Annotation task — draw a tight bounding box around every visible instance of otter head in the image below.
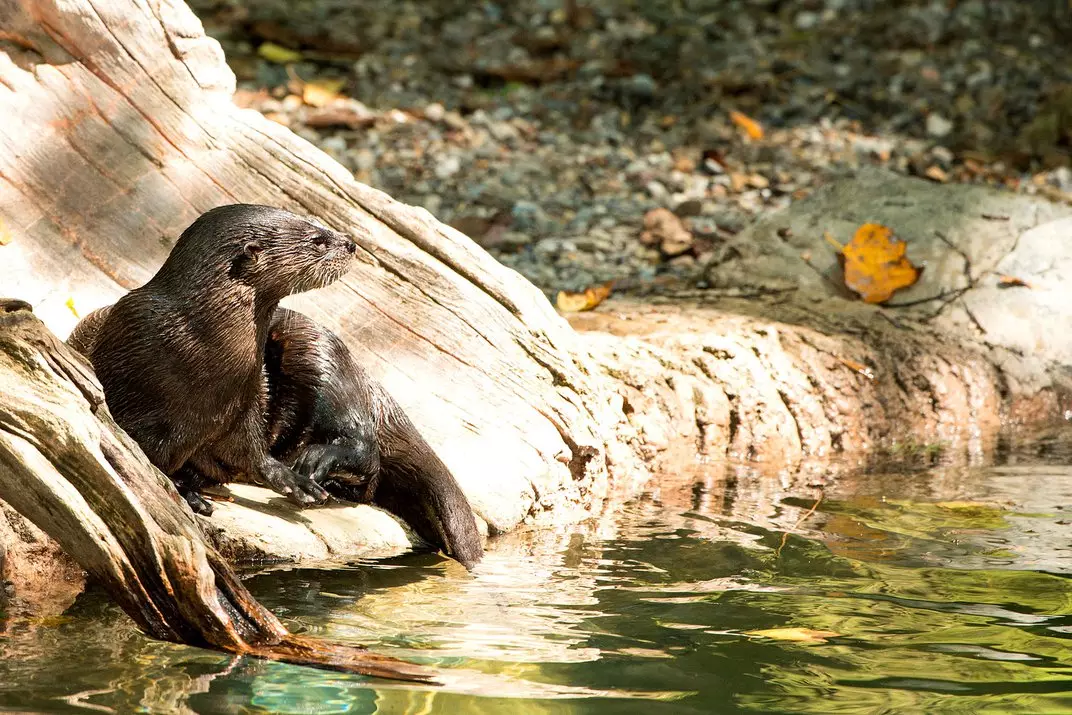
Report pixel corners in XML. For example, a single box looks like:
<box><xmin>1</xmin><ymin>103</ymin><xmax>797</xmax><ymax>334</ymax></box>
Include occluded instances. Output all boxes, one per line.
<box><xmin>159</xmin><ymin>204</ymin><xmax>358</xmax><ymax>302</ymax></box>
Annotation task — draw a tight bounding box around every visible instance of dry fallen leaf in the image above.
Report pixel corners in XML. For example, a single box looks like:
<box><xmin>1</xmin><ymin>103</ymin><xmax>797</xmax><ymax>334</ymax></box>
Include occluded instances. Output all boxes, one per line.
<box><xmin>837</xmin><ymin>356</ymin><xmax>876</xmax><ymax>380</ymax></box>
<box><xmin>303</xmin><ymin>107</ymin><xmax>377</xmax><ymax>129</ymax></box>
<box><xmin>997</xmin><ymin>274</ymin><xmax>1033</xmax><ymax>289</ymax></box>
<box><xmin>0</xmin><ymin>219</ymin><xmax>11</xmax><ymax>246</ymax></box>
<box><xmin>556</xmin><ymin>282</ymin><xmax>614</xmax><ymax>312</ymax></box>
<box><xmin>746</xmin><ymin>173</ymin><xmax>770</xmax><ymax>189</ymax></box>
<box><xmin>302</xmin><ymin>78</ymin><xmax>346</xmax><ymax>108</ymax></box>
<box><xmin>263</xmin><ymin>112</ymin><xmax>291</xmax><ymax>127</ymax></box>
<box><xmin>257</xmin><ymin>42</ymin><xmax>303</xmax><ymax>64</ymax></box>
<box><xmin>729</xmin><ymin>110</ymin><xmax>764</xmax><ymax>140</ymax></box>
<box><xmin>641</xmin><ymin>208</ymin><xmax>693</xmax><ymax>256</ymax></box>
<box><xmin>835</xmin><ymin>223</ymin><xmax>921</xmax><ymax>304</ymax></box>
<box><xmin>924</xmin><ymin>165</ymin><xmax>949</xmax><ymax>183</ymax></box>
<box><xmin>745</xmin><ymin>627</ymin><xmax>841</xmax><ymax>643</ymax></box>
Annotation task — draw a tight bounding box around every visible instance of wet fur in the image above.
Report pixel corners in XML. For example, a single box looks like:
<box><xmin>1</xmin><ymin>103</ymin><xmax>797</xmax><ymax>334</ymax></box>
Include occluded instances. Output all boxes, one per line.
<box><xmin>68</xmin><ymin>204</ymin><xmax>356</xmax><ymax>511</ymax></box>
<box><xmin>264</xmin><ymin>308</ymin><xmax>483</xmax><ymax>569</ymax></box>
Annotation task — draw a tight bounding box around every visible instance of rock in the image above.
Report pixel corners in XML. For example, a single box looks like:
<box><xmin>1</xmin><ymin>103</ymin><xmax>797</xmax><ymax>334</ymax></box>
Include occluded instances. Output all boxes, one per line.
<box><xmin>511</xmin><ymin>200</ymin><xmax>550</xmax><ymax>233</ymax></box>
<box><xmin>498</xmin><ymin>231</ymin><xmax>534</xmax><ymax>250</ymax></box>
<box><xmin>421</xmin><ymin>194</ymin><xmax>443</xmax><ymax>216</ymax></box>
<box><xmin>641</xmin><ymin>208</ymin><xmax>694</xmax><ymax>257</ymax></box>
<box><xmin>199</xmin><ymin>485</ymin><xmax>438</xmax><ymax>563</ymax></box>
<box><xmin>622</xmin><ymin>73</ymin><xmax>658</xmax><ymax>100</ymax></box>
<box><xmin>320</xmin><ymin>134</ymin><xmax>347</xmax><ymax>155</ymax></box>
<box><xmin>435</xmin><ymin>154</ymin><xmax>462</xmax><ymax>179</ymax></box>
<box><xmin>926</xmin><ymin>113</ymin><xmax>954</xmax><ymax>138</ymax></box>
<box><xmin>0</xmin><ymin>499</ymin><xmax>84</xmax><ymax>614</ymax></box>
<box><xmin>706</xmin><ymin>168</ymin><xmax>1072</xmax><ymax>379</ymax></box>
<box><xmin>794</xmin><ymin>10</ymin><xmax>819</xmax><ymax>29</ymax></box>
<box><xmin>424</xmin><ymin>102</ymin><xmax>446</xmax><ymax>122</ymax></box>
<box><xmin>674</xmin><ymin>199</ymin><xmax>704</xmax><ymax>217</ymax></box>
<box><xmin>961</xmin><ymin>215</ymin><xmax>1072</xmax><ymax>372</ymax></box>
<box><xmin>647</xmin><ymin>180</ymin><xmax>670</xmax><ymax>202</ymax></box>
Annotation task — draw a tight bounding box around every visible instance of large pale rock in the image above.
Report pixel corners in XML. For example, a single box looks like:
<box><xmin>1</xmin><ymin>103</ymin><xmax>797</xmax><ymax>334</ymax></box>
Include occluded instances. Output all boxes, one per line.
<box><xmin>706</xmin><ymin>169</ymin><xmax>1072</xmax><ymax>415</ymax></box>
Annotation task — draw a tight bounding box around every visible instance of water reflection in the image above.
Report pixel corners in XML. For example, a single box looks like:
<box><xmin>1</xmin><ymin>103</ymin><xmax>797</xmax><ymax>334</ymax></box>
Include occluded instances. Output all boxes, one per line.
<box><xmin>2</xmin><ymin>450</ymin><xmax>1072</xmax><ymax>713</ymax></box>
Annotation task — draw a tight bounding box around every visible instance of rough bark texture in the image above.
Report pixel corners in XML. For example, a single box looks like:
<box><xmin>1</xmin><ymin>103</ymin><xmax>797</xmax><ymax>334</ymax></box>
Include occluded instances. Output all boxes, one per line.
<box><xmin>0</xmin><ymin>499</ymin><xmax>84</xmax><ymax>617</ymax></box>
<box><xmin>0</xmin><ymin>301</ymin><xmax>434</xmax><ymax>681</ymax></box>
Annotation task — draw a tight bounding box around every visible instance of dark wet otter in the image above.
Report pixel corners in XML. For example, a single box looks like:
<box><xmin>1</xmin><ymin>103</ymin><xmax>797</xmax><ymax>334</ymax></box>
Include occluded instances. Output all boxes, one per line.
<box><xmin>69</xmin><ymin>204</ymin><xmax>351</xmax><ymax>511</ymax></box>
<box><xmin>263</xmin><ymin>308</ymin><xmax>482</xmax><ymax>569</ymax></box>
<box><xmin>69</xmin><ymin>204</ymin><xmax>482</xmax><ymax>568</ymax></box>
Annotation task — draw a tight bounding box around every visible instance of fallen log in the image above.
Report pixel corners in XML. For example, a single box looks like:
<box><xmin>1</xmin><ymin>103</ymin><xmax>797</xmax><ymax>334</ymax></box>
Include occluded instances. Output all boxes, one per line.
<box><xmin>0</xmin><ymin>299</ymin><xmax>434</xmax><ymax>682</ymax></box>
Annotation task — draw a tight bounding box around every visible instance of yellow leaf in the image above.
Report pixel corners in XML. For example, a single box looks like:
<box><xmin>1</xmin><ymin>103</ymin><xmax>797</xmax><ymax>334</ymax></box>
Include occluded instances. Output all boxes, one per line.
<box><xmin>745</xmin><ymin>628</ymin><xmax>840</xmax><ymax>643</ymax></box>
<box><xmin>729</xmin><ymin>110</ymin><xmax>764</xmax><ymax>140</ymax></box>
<box><xmin>65</xmin><ymin>297</ymin><xmax>79</xmax><ymax>318</ymax></box>
<box><xmin>258</xmin><ymin>42</ymin><xmax>303</xmax><ymax>64</ymax></box>
<box><xmin>837</xmin><ymin>223</ymin><xmax>921</xmax><ymax>304</ymax></box>
<box><xmin>0</xmin><ymin>219</ymin><xmax>11</xmax><ymax>245</ymax></box>
<box><xmin>556</xmin><ymin>281</ymin><xmax>614</xmax><ymax>312</ymax></box>
<box><xmin>836</xmin><ymin>356</ymin><xmax>876</xmax><ymax>380</ymax></box>
<box><xmin>924</xmin><ymin>165</ymin><xmax>949</xmax><ymax>183</ymax></box>
<box><xmin>997</xmin><ymin>274</ymin><xmax>1032</xmax><ymax>289</ymax></box>
<box><xmin>302</xmin><ymin>78</ymin><xmax>346</xmax><ymax>108</ymax></box>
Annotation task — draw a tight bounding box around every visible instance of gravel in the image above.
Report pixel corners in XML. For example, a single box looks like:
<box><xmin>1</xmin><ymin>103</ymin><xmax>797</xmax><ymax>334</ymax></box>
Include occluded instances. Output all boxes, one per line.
<box><xmin>192</xmin><ymin>0</ymin><xmax>1072</xmax><ymax>297</ymax></box>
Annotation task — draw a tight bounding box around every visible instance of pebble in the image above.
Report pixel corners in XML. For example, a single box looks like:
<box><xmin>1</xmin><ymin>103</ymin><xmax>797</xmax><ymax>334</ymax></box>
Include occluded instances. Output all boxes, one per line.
<box><xmin>511</xmin><ymin>200</ymin><xmax>549</xmax><ymax>233</ymax></box>
<box><xmin>424</xmin><ymin>103</ymin><xmax>446</xmax><ymax>122</ymax></box>
<box><xmin>794</xmin><ymin>11</ymin><xmax>820</xmax><ymax>30</ymax></box>
<box><xmin>926</xmin><ymin>113</ymin><xmax>954</xmax><ymax>138</ymax></box>
<box><xmin>435</xmin><ymin>155</ymin><xmax>462</xmax><ymax>179</ymax></box>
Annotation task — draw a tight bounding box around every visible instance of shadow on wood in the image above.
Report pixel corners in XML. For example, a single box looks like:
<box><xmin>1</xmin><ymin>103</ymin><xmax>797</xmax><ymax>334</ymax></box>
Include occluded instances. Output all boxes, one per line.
<box><xmin>0</xmin><ymin>299</ymin><xmax>435</xmax><ymax>683</ymax></box>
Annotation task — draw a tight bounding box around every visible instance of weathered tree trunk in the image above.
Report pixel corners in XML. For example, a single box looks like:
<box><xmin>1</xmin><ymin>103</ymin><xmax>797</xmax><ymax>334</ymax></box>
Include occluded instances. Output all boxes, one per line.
<box><xmin>0</xmin><ymin>299</ymin><xmax>433</xmax><ymax>681</ymax></box>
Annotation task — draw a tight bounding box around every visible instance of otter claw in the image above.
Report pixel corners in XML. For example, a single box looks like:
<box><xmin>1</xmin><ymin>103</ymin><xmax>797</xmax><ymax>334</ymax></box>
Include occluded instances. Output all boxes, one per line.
<box><xmin>183</xmin><ymin>490</ymin><xmax>215</xmax><ymax>516</ymax></box>
<box><xmin>258</xmin><ymin>461</ymin><xmax>328</xmax><ymax>506</ymax></box>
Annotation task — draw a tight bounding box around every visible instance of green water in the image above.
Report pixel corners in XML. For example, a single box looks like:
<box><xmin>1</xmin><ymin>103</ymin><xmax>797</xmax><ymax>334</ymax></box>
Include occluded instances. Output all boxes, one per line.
<box><xmin>3</xmin><ymin>458</ymin><xmax>1072</xmax><ymax>713</ymax></box>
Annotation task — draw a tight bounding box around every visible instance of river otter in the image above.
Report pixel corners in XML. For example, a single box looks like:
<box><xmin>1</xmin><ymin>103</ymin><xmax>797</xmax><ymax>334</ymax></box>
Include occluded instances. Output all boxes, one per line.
<box><xmin>68</xmin><ymin>204</ymin><xmax>351</xmax><ymax>512</ymax></box>
<box><xmin>69</xmin><ymin>204</ymin><xmax>483</xmax><ymax>568</ymax></box>
<box><xmin>263</xmin><ymin>308</ymin><xmax>483</xmax><ymax>569</ymax></box>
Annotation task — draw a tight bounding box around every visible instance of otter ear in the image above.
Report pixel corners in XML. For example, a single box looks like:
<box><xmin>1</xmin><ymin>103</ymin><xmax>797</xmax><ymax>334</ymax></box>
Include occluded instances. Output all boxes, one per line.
<box><xmin>243</xmin><ymin>241</ymin><xmax>263</xmax><ymax>261</ymax></box>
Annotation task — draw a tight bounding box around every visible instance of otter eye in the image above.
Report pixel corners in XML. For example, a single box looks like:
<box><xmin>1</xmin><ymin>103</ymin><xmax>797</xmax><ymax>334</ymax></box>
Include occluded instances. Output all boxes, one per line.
<box><xmin>312</xmin><ymin>234</ymin><xmax>330</xmax><ymax>249</ymax></box>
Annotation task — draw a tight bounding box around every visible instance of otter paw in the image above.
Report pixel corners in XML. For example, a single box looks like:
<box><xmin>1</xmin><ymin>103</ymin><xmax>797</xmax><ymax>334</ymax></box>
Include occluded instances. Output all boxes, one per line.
<box><xmin>260</xmin><ymin>461</ymin><xmax>330</xmax><ymax>507</ymax></box>
<box><xmin>293</xmin><ymin>443</ymin><xmax>377</xmax><ymax>488</ymax></box>
<box><xmin>183</xmin><ymin>489</ymin><xmax>215</xmax><ymax>516</ymax></box>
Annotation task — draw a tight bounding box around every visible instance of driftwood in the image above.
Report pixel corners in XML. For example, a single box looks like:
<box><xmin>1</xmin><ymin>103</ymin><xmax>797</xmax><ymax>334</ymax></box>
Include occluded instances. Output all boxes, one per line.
<box><xmin>0</xmin><ymin>299</ymin><xmax>434</xmax><ymax>682</ymax></box>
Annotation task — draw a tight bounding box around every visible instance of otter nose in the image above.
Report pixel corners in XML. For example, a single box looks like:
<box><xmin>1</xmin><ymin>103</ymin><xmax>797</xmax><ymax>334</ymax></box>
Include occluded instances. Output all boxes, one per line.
<box><xmin>345</xmin><ymin>240</ymin><xmax>357</xmax><ymax>255</ymax></box>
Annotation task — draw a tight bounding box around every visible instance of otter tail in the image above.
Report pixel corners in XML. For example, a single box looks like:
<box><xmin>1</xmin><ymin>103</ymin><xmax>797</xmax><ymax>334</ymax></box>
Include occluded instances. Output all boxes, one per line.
<box><xmin>373</xmin><ymin>445</ymin><xmax>484</xmax><ymax>570</ymax></box>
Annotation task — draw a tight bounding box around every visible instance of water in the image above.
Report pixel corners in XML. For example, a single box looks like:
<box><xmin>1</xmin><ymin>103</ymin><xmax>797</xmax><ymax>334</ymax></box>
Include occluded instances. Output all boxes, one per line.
<box><xmin>3</xmin><ymin>455</ymin><xmax>1072</xmax><ymax>713</ymax></box>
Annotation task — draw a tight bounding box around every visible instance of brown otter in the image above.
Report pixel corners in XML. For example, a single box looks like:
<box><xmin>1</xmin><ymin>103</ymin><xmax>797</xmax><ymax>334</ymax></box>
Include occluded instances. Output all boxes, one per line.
<box><xmin>263</xmin><ymin>308</ymin><xmax>483</xmax><ymax>569</ymax></box>
<box><xmin>69</xmin><ymin>204</ymin><xmax>483</xmax><ymax>568</ymax></box>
